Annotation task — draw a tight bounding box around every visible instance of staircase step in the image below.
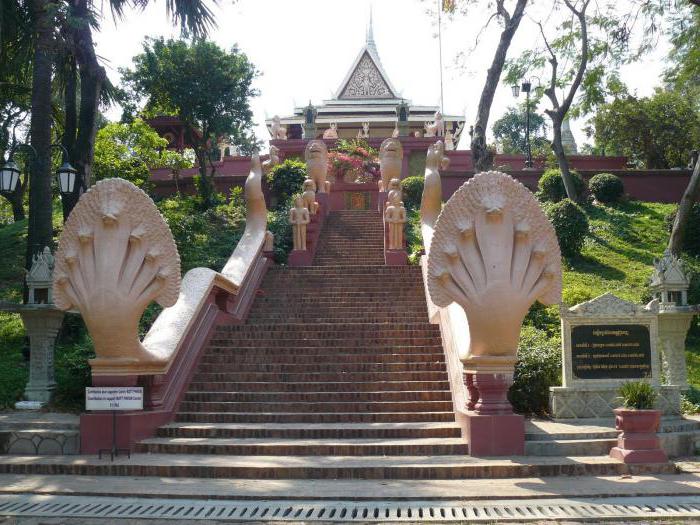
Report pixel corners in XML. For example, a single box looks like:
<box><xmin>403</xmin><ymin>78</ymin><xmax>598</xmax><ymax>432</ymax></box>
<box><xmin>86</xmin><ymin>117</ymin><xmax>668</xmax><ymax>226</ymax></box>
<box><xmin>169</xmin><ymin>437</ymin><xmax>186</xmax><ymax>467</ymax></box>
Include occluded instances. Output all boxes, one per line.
<box><xmin>135</xmin><ymin>437</ymin><xmax>469</xmax><ymax>456</ymax></box>
<box><xmin>525</xmin><ymin>438</ymin><xmax>617</xmax><ymax>457</ymax></box>
<box><xmin>203</xmin><ymin>346</ymin><xmax>444</xmax><ymax>356</ymax></box>
<box><xmin>191</xmin><ymin>371</ymin><xmax>448</xmax><ymax>382</ymax></box>
<box><xmin>186</xmin><ymin>381</ymin><xmax>450</xmax><ymax>393</ymax></box>
<box><xmin>196</xmin><ymin>362</ymin><xmax>446</xmax><ymax>374</ymax></box>
<box><xmin>178</xmin><ymin>400</ymin><xmax>453</xmax><ymax>413</ymax></box>
<box><xmin>199</xmin><ymin>352</ymin><xmax>445</xmax><ymax>364</ymax></box>
<box><xmin>157</xmin><ymin>422</ymin><xmax>463</xmax><ymax>440</ymax></box>
<box><xmin>0</xmin><ymin>454</ymin><xmax>675</xmax><ymax>480</ymax></box>
<box><xmin>175</xmin><ymin>412</ymin><xmax>456</xmax><ymax>424</ymax></box>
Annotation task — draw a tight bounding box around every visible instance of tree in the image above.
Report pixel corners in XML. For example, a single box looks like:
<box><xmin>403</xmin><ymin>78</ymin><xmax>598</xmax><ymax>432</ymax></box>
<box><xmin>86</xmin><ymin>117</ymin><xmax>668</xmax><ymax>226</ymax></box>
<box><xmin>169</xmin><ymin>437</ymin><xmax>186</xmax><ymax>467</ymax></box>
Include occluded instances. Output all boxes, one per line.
<box><xmin>593</xmin><ymin>90</ymin><xmax>700</xmax><ymax>168</ymax></box>
<box><xmin>441</xmin><ymin>0</ymin><xmax>529</xmax><ymax>172</ymax></box>
<box><xmin>669</xmin><ymin>156</ymin><xmax>700</xmax><ymax>255</ymax></box>
<box><xmin>93</xmin><ymin>118</ymin><xmax>193</xmax><ymax>190</ymax></box>
<box><xmin>505</xmin><ymin>0</ymin><xmax>670</xmax><ymax>200</ymax></box>
<box><xmin>0</xmin><ymin>0</ymin><xmax>32</xmax><ymax>221</ymax></box>
<box><xmin>23</xmin><ymin>0</ymin><xmax>215</xmax><ymax>271</ymax></box>
<box><xmin>664</xmin><ymin>4</ymin><xmax>700</xmax><ymax>103</ymax></box>
<box><xmin>492</xmin><ymin>104</ymin><xmax>548</xmax><ymax>155</ymax></box>
<box><xmin>121</xmin><ymin>38</ymin><xmax>258</xmax><ymax>207</ymax></box>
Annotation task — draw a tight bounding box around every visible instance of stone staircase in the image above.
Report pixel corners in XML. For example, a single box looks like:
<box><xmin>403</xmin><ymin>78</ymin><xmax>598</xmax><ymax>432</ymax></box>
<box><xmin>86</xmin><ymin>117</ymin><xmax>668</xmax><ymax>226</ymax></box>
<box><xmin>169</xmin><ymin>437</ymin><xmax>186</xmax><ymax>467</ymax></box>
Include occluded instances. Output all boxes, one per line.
<box><xmin>313</xmin><ymin>210</ymin><xmax>386</xmax><ymax>266</ymax></box>
<box><xmin>133</xmin><ymin>209</ymin><xmax>470</xmax><ymax>475</ymax></box>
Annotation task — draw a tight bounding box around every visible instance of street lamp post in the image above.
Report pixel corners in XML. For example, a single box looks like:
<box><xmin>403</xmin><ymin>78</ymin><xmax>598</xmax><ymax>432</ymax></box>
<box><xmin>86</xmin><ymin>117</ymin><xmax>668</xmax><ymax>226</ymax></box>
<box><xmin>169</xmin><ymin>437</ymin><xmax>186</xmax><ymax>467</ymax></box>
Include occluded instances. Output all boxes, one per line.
<box><xmin>1</xmin><ymin>143</ymin><xmax>77</xmax><ymax>197</ymax></box>
<box><xmin>511</xmin><ymin>80</ymin><xmax>534</xmax><ymax>169</ymax></box>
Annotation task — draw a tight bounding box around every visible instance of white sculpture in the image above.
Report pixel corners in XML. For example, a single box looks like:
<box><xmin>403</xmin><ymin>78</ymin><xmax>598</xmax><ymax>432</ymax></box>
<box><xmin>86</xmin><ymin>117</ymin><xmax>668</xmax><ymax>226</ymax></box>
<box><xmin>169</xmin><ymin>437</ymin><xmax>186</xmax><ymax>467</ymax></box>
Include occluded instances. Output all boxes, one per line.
<box><xmin>270</xmin><ymin>115</ymin><xmax>287</xmax><ymax>140</ymax></box>
<box><xmin>384</xmin><ymin>180</ymin><xmax>407</xmax><ymax>250</ymax></box>
<box><xmin>357</xmin><ymin>122</ymin><xmax>370</xmax><ymax>139</ymax></box>
<box><xmin>414</xmin><ymin>131</ymin><xmax>422</xmax><ymax>138</ymax></box>
<box><xmin>445</xmin><ymin>130</ymin><xmax>455</xmax><ymax>151</ymax></box>
<box><xmin>262</xmin><ymin>145</ymin><xmax>280</xmax><ymax>173</ymax></box>
<box><xmin>53</xmin><ymin>178</ymin><xmax>181</xmax><ymax>374</ymax></box>
<box><xmin>289</xmin><ymin>196</ymin><xmax>311</xmax><ymax>251</ymax></box>
<box><xmin>264</xmin><ymin>230</ymin><xmax>274</xmax><ymax>252</ymax></box>
<box><xmin>386</xmin><ymin>177</ymin><xmax>402</xmax><ymax>210</ymax></box>
<box><xmin>424</xmin><ymin>111</ymin><xmax>445</xmax><ymax>138</ymax></box>
<box><xmin>322</xmin><ymin>123</ymin><xmax>338</xmax><ymax>139</ymax></box>
<box><xmin>302</xmin><ymin>178</ymin><xmax>319</xmax><ymax>215</ymax></box>
<box><xmin>427</xmin><ymin>171</ymin><xmax>561</xmax><ymax>364</ymax></box>
<box><xmin>378</xmin><ymin>138</ymin><xmax>403</xmax><ymax>192</ymax></box>
<box><xmin>305</xmin><ymin>140</ymin><xmax>330</xmax><ymax>194</ymax></box>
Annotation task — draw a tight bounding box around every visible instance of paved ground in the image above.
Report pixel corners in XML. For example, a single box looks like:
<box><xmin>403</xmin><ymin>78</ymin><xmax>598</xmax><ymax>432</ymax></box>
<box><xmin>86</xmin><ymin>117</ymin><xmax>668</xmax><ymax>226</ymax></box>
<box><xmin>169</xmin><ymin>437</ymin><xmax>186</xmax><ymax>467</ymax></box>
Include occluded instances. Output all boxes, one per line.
<box><xmin>1</xmin><ymin>472</ymin><xmax>700</xmax><ymax>500</ymax></box>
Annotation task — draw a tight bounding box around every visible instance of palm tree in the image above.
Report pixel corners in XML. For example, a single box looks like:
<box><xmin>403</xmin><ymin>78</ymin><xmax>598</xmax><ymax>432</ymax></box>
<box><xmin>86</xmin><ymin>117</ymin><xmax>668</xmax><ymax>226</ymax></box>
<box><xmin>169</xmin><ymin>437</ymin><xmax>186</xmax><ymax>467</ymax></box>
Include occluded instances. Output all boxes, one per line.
<box><xmin>25</xmin><ymin>0</ymin><xmax>216</xmax><ymax>269</ymax></box>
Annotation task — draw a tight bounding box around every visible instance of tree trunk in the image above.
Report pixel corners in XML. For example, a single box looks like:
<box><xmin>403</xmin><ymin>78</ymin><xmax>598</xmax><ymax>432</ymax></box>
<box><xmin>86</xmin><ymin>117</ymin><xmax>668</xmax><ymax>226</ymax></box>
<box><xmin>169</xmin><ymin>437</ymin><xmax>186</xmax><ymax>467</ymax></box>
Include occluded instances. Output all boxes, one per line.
<box><xmin>195</xmin><ymin>147</ymin><xmax>214</xmax><ymax>207</ymax></box>
<box><xmin>26</xmin><ymin>0</ymin><xmax>55</xmax><ymax>270</ymax></box>
<box><xmin>65</xmin><ymin>0</ymin><xmax>105</xmax><ymax>218</ymax></box>
<box><xmin>669</xmin><ymin>156</ymin><xmax>700</xmax><ymax>256</ymax></box>
<box><xmin>549</xmin><ymin>113</ymin><xmax>577</xmax><ymax>200</ymax></box>
<box><xmin>471</xmin><ymin>0</ymin><xmax>528</xmax><ymax>172</ymax></box>
<box><xmin>61</xmin><ymin>56</ymin><xmax>78</xmax><ymax>220</ymax></box>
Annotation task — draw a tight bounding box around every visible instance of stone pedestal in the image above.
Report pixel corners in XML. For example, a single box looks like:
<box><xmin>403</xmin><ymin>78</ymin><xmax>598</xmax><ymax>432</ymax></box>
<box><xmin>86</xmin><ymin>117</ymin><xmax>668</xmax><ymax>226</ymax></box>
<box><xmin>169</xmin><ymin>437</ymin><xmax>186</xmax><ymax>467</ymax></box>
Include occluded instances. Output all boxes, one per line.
<box><xmin>550</xmin><ymin>384</ymin><xmax>682</xmax><ymax>418</ymax></box>
<box><xmin>17</xmin><ymin>308</ymin><xmax>64</xmax><ymax>407</ymax></box>
<box><xmin>302</xmin><ymin>123</ymin><xmax>317</xmax><ymax>140</ymax></box>
<box><xmin>464</xmin><ymin>370</ymin><xmax>525</xmax><ymax>456</ymax></box>
<box><xmin>657</xmin><ymin>311</ymin><xmax>695</xmax><ymax>388</ymax></box>
<box><xmin>609</xmin><ymin>408</ymin><xmax>668</xmax><ymax>464</ymax></box>
<box><xmin>385</xmin><ymin>249</ymin><xmax>407</xmax><ymax>266</ymax></box>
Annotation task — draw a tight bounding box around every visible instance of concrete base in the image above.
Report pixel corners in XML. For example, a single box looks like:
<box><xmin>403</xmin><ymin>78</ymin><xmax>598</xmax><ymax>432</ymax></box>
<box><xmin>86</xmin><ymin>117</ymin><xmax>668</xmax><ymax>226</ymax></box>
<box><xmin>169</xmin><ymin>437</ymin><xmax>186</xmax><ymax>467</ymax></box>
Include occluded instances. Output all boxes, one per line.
<box><xmin>610</xmin><ymin>446</ymin><xmax>668</xmax><ymax>464</ymax></box>
<box><xmin>384</xmin><ymin>249</ymin><xmax>407</xmax><ymax>266</ymax></box>
<box><xmin>465</xmin><ymin>413</ymin><xmax>525</xmax><ymax>456</ymax></box>
<box><xmin>550</xmin><ymin>384</ymin><xmax>682</xmax><ymax>418</ymax></box>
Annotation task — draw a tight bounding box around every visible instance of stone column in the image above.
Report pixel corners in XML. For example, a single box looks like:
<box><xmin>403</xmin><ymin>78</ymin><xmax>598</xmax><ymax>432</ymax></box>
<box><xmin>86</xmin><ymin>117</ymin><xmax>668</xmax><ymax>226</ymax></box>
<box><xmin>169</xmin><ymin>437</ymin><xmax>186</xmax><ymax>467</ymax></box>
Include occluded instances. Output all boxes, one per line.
<box><xmin>657</xmin><ymin>311</ymin><xmax>695</xmax><ymax>388</ymax></box>
<box><xmin>18</xmin><ymin>308</ymin><xmax>65</xmax><ymax>406</ymax></box>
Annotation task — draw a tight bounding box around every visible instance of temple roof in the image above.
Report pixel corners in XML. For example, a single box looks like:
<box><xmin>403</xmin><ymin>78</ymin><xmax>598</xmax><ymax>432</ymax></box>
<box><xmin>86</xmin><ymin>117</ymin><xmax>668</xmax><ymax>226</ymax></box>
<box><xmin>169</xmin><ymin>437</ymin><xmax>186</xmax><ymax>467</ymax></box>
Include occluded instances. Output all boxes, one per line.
<box><xmin>331</xmin><ymin>16</ymin><xmax>400</xmax><ymax>103</ymax></box>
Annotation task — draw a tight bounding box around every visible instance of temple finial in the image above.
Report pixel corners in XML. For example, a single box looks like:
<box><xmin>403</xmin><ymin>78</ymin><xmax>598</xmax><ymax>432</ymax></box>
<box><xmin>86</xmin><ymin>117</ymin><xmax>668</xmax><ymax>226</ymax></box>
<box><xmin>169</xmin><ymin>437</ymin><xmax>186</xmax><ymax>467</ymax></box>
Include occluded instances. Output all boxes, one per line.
<box><xmin>366</xmin><ymin>6</ymin><xmax>377</xmax><ymax>55</ymax></box>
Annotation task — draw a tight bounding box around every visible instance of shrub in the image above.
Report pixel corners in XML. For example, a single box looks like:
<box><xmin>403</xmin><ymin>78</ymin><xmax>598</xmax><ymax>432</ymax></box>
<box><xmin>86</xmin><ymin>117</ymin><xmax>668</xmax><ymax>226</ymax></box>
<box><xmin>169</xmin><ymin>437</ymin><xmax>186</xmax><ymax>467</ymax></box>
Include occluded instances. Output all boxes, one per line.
<box><xmin>562</xmin><ymin>284</ymin><xmax>594</xmax><ymax>306</ymax></box>
<box><xmin>665</xmin><ymin>204</ymin><xmax>700</xmax><ymax>257</ymax></box>
<box><xmin>618</xmin><ymin>381</ymin><xmax>656</xmax><ymax>410</ymax></box>
<box><xmin>266</xmin><ymin>159</ymin><xmax>307</xmax><ymax>209</ymax></box>
<box><xmin>589</xmin><ymin>173</ymin><xmax>624</xmax><ymax>204</ymax></box>
<box><xmin>537</xmin><ymin>168</ymin><xmax>585</xmax><ymax>202</ymax></box>
<box><xmin>545</xmin><ymin>198</ymin><xmax>589</xmax><ymax>258</ymax></box>
<box><xmin>509</xmin><ymin>326</ymin><xmax>562</xmax><ymax>415</ymax></box>
<box><xmin>401</xmin><ymin>176</ymin><xmax>424</xmax><ymax>209</ymax></box>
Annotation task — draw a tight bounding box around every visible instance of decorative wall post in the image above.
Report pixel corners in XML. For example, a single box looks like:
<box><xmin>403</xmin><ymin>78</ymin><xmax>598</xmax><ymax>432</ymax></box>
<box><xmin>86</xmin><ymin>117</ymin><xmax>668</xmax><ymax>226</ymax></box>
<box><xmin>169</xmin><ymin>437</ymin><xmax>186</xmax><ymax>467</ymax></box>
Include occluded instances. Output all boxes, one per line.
<box><xmin>302</xmin><ymin>102</ymin><xmax>318</xmax><ymax>140</ymax></box>
<box><xmin>2</xmin><ymin>247</ymin><xmax>65</xmax><ymax>409</ymax></box>
<box><xmin>651</xmin><ymin>251</ymin><xmax>697</xmax><ymax>388</ymax></box>
<box><xmin>427</xmin><ymin>170</ymin><xmax>562</xmax><ymax>455</ymax></box>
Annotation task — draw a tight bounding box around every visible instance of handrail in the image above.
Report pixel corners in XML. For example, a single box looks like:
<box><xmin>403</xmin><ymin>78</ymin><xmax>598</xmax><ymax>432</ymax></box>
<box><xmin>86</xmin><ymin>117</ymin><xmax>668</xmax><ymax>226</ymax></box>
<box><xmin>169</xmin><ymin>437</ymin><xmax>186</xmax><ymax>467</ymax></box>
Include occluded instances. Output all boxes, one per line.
<box><xmin>141</xmin><ymin>154</ymin><xmax>268</xmax><ymax>373</ymax></box>
<box><xmin>419</xmin><ymin>141</ymin><xmax>470</xmax><ymax>421</ymax></box>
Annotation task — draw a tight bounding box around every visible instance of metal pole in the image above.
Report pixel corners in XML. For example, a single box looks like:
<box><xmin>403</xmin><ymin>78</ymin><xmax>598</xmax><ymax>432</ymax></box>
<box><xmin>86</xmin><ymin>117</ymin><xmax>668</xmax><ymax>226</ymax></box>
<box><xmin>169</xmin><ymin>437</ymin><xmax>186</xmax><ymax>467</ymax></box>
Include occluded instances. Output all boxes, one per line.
<box><xmin>437</xmin><ymin>0</ymin><xmax>445</xmax><ymax>116</ymax></box>
<box><xmin>525</xmin><ymin>90</ymin><xmax>532</xmax><ymax>168</ymax></box>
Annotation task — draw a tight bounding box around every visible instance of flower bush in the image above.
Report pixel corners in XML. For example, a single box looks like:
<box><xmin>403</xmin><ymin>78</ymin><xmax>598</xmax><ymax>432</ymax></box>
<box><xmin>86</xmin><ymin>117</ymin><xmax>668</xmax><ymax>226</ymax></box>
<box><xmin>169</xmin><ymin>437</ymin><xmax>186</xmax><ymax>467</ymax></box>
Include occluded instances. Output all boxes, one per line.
<box><xmin>328</xmin><ymin>139</ymin><xmax>379</xmax><ymax>183</ymax></box>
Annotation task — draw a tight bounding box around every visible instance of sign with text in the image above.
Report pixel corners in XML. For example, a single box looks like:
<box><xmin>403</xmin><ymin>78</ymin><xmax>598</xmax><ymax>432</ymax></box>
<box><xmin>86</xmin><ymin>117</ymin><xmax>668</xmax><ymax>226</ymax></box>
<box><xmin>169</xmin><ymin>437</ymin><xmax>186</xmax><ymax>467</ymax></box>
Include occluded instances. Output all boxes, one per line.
<box><xmin>86</xmin><ymin>387</ymin><xmax>144</xmax><ymax>411</ymax></box>
<box><xmin>571</xmin><ymin>324</ymin><xmax>652</xmax><ymax>380</ymax></box>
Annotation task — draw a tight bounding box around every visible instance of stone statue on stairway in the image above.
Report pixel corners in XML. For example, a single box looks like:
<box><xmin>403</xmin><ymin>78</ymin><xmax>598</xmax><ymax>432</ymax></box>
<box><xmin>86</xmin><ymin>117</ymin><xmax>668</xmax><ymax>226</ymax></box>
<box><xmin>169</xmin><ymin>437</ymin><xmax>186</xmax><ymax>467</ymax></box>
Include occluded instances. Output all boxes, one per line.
<box><xmin>305</xmin><ymin>140</ymin><xmax>330</xmax><ymax>194</ymax></box>
<box><xmin>424</xmin><ymin>111</ymin><xmax>445</xmax><ymax>137</ymax></box>
<box><xmin>270</xmin><ymin>116</ymin><xmax>287</xmax><ymax>140</ymax></box>
<box><xmin>386</xmin><ymin>177</ymin><xmax>402</xmax><ymax>209</ymax></box>
<box><xmin>322</xmin><ymin>123</ymin><xmax>338</xmax><ymax>140</ymax></box>
<box><xmin>289</xmin><ymin>196</ymin><xmax>311</xmax><ymax>251</ymax></box>
<box><xmin>384</xmin><ymin>182</ymin><xmax>406</xmax><ymax>250</ymax></box>
<box><xmin>302</xmin><ymin>179</ymin><xmax>319</xmax><ymax>215</ymax></box>
<box><xmin>379</xmin><ymin>138</ymin><xmax>403</xmax><ymax>193</ymax></box>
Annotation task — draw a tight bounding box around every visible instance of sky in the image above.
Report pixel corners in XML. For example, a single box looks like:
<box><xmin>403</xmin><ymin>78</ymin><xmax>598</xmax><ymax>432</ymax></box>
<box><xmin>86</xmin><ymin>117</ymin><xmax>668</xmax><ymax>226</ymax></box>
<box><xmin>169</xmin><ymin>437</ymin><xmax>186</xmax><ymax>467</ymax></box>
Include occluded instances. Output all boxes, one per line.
<box><xmin>95</xmin><ymin>0</ymin><xmax>672</xmax><ymax>151</ymax></box>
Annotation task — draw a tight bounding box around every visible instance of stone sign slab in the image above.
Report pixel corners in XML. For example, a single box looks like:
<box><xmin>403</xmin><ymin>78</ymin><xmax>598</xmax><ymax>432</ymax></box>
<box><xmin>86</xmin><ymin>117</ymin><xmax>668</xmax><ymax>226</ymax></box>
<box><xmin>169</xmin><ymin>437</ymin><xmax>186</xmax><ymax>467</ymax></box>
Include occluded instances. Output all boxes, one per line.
<box><xmin>571</xmin><ymin>324</ymin><xmax>652</xmax><ymax>380</ymax></box>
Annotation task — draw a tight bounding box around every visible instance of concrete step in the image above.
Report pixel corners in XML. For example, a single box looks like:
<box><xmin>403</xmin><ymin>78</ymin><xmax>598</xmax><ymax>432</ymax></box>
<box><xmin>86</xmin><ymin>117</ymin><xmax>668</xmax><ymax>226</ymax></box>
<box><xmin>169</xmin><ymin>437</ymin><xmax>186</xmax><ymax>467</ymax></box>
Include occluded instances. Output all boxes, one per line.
<box><xmin>525</xmin><ymin>438</ymin><xmax>616</xmax><ymax>457</ymax></box>
<box><xmin>135</xmin><ymin>437</ymin><xmax>469</xmax><ymax>456</ymax></box>
<box><xmin>199</xmin><ymin>352</ymin><xmax>446</xmax><ymax>364</ymax></box>
<box><xmin>203</xmin><ymin>346</ymin><xmax>445</xmax><ymax>356</ymax></box>
<box><xmin>186</xmin><ymin>380</ymin><xmax>450</xmax><ymax>393</ymax></box>
<box><xmin>183</xmin><ymin>390</ymin><xmax>452</xmax><ymax>403</ymax></box>
<box><xmin>177</xmin><ymin>400</ymin><xmax>453</xmax><ymax>414</ymax></box>
<box><xmin>191</xmin><ymin>371</ymin><xmax>448</xmax><ymax>383</ymax></box>
<box><xmin>0</xmin><ymin>454</ymin><xmax>675</xmax><ymax>480</ymax></box>
<box><xmin>174</xmin><ymin>411</ymin><xmax>457</xmax><ymax>424</ymax></box>
<box><xmin>156</xmin><ymin>422</ymin><xmax>463</xmax><ymax>440</ymax></box>
<box><xmin>195</xmin><ymin>362</ymin><xmax>446</xmax><ymax>374</ymax></box>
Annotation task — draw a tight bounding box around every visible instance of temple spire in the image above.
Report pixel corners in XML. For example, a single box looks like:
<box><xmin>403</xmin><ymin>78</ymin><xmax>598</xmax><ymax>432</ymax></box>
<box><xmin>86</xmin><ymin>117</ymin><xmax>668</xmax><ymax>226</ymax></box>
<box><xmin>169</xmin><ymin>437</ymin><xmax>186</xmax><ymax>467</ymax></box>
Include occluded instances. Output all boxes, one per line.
<box><xmin>366</xmin><ymin>7</ymin><xmax>378</xmax><ymax>56</ymax></box>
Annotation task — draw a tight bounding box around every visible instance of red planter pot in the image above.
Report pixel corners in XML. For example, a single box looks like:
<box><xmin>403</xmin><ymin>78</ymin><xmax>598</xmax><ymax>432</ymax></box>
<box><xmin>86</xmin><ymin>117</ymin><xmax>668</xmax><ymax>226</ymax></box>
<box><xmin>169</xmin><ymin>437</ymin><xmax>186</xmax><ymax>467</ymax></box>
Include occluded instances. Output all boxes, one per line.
<box><xmin>609</xmin><ymin>408</ymin><xmax>668</xmax><ymax>464</ymax></box>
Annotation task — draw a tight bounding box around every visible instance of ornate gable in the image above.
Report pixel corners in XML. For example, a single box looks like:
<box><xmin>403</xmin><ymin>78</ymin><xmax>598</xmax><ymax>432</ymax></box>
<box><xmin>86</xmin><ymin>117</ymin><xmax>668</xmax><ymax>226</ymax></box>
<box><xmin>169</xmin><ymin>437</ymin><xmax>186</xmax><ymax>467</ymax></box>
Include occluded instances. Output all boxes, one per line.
<box><xmin>337</xmin><ymin>51</ymin><xmax>396</xmax><ymax>100</ymax></box>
